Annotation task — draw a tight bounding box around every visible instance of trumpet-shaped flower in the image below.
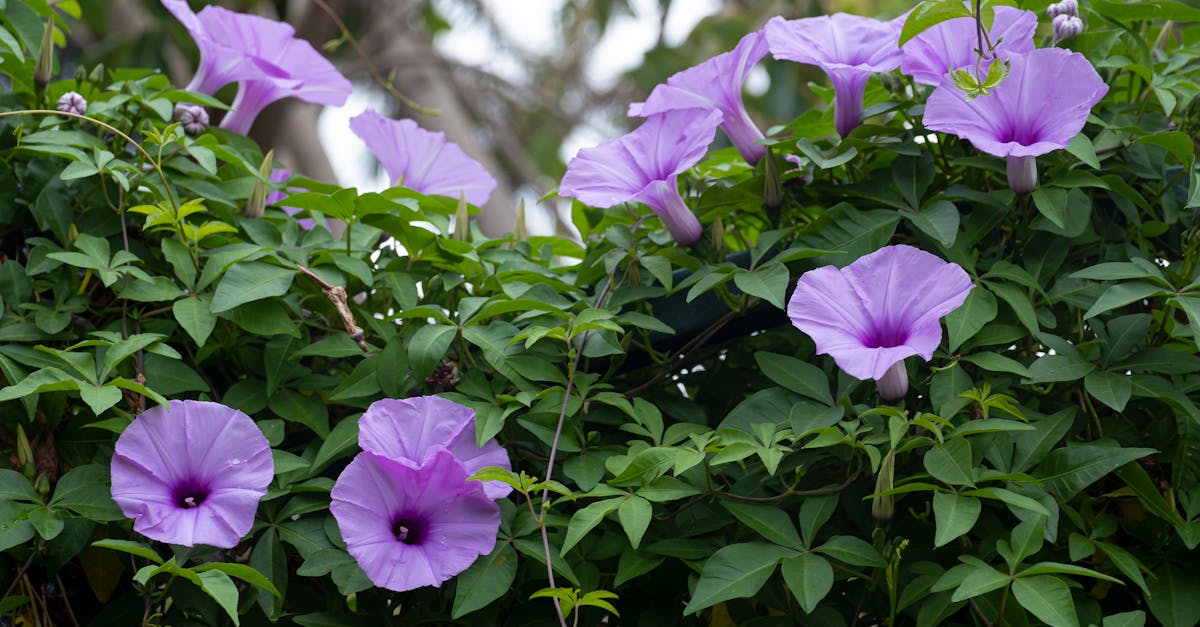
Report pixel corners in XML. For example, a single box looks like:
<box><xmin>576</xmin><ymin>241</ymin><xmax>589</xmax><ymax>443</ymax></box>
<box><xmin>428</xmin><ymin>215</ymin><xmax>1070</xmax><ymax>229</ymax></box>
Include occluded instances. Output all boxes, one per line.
<box><xmin>357</xmin><ymin>396</ymin><xmax>512</xmax><ymax>500</ymax></box>
<box><xmin>330</xmin><ymin>450</ymin><xmax>500</xmax><ymax>592</ymax></box>
<box><xmin>765</xmin><ymin>14</ymin><xmax>904</xmax><ymax>137</ymax></box>
<box><xmin>559</xmin><ymin>108</ymin><xmax>722</xmax><ymax>245</ymax></box>
<box><xmin>110</xmin><ymin>400</ymin><xmax>273</xmax><ymax>548</ymax></box>
<box><xmin>349</xmin><ymin>109</ymin><xmax>498</xmax><ymax>206</ymax></box>
<box><xmin>162</xmin><ymin>0</ymin><xmax>351</xmax><ymax>134</ymax></box>
<box><xmin>900</xmin><ymin>6</ymin><xmax>1037</xmax><ymax>86</ymax></box>
<box><xmin>787</xmin><ymin>245</ymin><xmax>972</xmax><ymax>400</ymax></box>
<box><xmin>923</xmin><ymin>48</ymin><xmax>1107</xmax><ymax>193</ymax></box>
<box><xmin>629</xmin><ymin>31</ymin><xmax>769</xmax><ymax>165</ymax></box>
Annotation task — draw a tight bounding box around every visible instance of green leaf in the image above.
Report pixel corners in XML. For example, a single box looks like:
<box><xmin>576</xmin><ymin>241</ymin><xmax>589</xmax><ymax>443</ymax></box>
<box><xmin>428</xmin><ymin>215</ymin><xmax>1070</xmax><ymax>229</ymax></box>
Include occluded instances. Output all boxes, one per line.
<box><xmin>1084</xmin><ymin>282</ymin><xmax>1165</xmax><ymax>319</ymax></box>
<box><xmin>1066</xmin><ymin>133</ymin><xmax>1101</xmax><ymax>168</ymax></box>
<box><xmin>754</xmin><ymin>352</ymin><xmax>833</xmax><ymax>405</ymax></box>
<box><xmin>683</xmin><ymin>542</ymin><xmax>795</xmax><ymax>614</ymax></box>
<box><xmin>898</xmin><ymin>0</ymin><xmax>973</xmax><ymax>46</ymax></box>
<box><xmin>1032</xmin><ymin>187</ymin><xmax>1068</xmax><ymax>229</ymax></box>
<box><xmin>1084</xmin><ymin>371</ymin><xmax>1132</xmax><ymax>412</ymax></box>
<box><xmin>408</xmin><ymin>324</ymin><xmax>457</xmax><ymax>381</ymax></box>
<box><xmin>196</xmin><ymin>569</ymin><xmax>241</xmax><ymax>626</ymax></box>
<box><xmin>561</xmin><ymin>497</ymin><xmax>622</xmax><ymax>554</ymax></box>
<box><xmin>1114</xmin><ymin>462</ymin><xmax>1186</xmax><ymax>527</ymax></box>
<box><xmin>1011</xmin><ymin>576</ymin><xmax>1079</xmax><ymax>627</ymax></box>
<box><xmin>733</xmin><ymin>262</ymin><xmax>790</xmax><ymax>310</ymax></box>
<box><xmin>48</xmin><ymin>464</ymin><xmax>124</xmax><ymax>521</ymax></box>
<box><xmin>1028</xmin><ymin>354</ymin><xmax>1095</xmax><ymax>383</ymax></box>
<box><xmin>945</xmin><ymin>286</ymin><xmax>998</xmax><ymax>351</ymax></box>
<box><xmin>814</xmin><ymin>535</ymin><xmax>887</xmax><ymax>568</ymax></box>
<box><xmin>1147</xmin><ymin>565</ymin><xmax>1200</xmax><ymax>627</ymax></box>
<box><xmin>988</xmin><ymin>281</ymin><xmax>1039</xmax><ymax>336</ymax></box>
<box><xmin>924</xmin><ymin>439</ymin><xmax>975</xmax><ymax>487</ymax></box>
<box><xmin>962</xmin><ymin>352</ymin><xmax>1031</xmax><ymax>377</ymax></box>
<box><xmin>1036</xmin><ymin>445</ymin><xmax>1157</xmax><ymax>501</ymax></box>
<box><xmin>781</xmin><ymin>553</ymin><xmax>834</xmax><ymax>614</ymax></box>
<box><xmin>722</xmin><ymin>501</ymin><xmax>804</xmax><ymax>550</ymax></box>
<box><xmin>932</xmin><ymin>492</ymin><xmax>981</xmax><ymax>547</ymax></box>
<box><xmin>0</xmin><ymin>469</ymin><xmax>38</xmax><ymax>502</ymax></box>
<box><xmin>950</xmin><ymin>563</ymin><xmax>1010</xmax><ymax>601</ymax></box>
<box><xmin>452</xmin><ymin>543</ymin><xmax>517</xmax><ymax>618</ymax></box>
<box><xmin>249</xmin><ymin>529</ymin><xmax>287</xmax><ymax>620</ymax></box>
<box><xmin>618</xmin><ymin>495</ymin><xmax>652</xmax><ymax>549</ymax></box>
<box><xmin>1017</xmin><ymin>561</ymin><xmax>1121</xmax><ymax>583</ymax></box>
<box><xmin>193</xmin><ymin>562</ymin><xmax>281</xmax><ymax>596</ymax></box>
<box><xmin>1103</xmin><ymin>612</ymin><xmax>1146</xmax><ymax>627</ymax></box>
<box><xmin>309</xmin><ymin>416</ymin><xmax>360</xmax><ymax>474</ymax></box>
<box><xmin>1136</xmin><ymin>131</ymin><xmax>1195</xmax><ymax>167</ymax></box>
<box><xmin>173</xmin><ymin>296</ymin><xmax>216</xmax><ymax>346</ymax></box>
<box><xmin>210</xmin><ymin>261</ymin><xmax>295</xmax><ymax>313</ymax></box>
<box><xmin>91</xmin><ymin>539</ymin><xmax>162</xmax><ymax>564</ymax></box>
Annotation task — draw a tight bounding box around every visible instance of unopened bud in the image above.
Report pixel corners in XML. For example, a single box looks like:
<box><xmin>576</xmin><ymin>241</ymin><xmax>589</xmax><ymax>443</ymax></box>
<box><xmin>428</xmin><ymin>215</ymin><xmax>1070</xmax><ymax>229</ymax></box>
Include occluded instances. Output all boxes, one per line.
<box><xmin>34</xmin><ymin>19</ymin><xmax>56</xmax><ymax>88</ymax></box>
<box><xmin>16</xmin><ymin>425</ymin><xmax>35</xmax><ymax>478</ymax></box>
<box><xmin>56</xmin><ymin>91</ymin><xmax>86</xmax><ymax>116</ymax></box>
<box><xmin>244</xmin><ymin>149</ymin><xmax>274</xmax><ymax>219</ymax></box>
<box><xmin>513</xmin><ymin>198</ymin><xmax>527</xmax><ymax>241</ymax></box>
<box><xmin>872</xmin><ymin>448</ymin><xmax>896</xmax><ymax>523</ymax></box>
<box><xmin>34</xmin><ymin>473</ymin><xmax>51</xmax><ymax>497</ymax></box>
<box><xmin>1053</xmin><ymin>14</ymin><xmax>1084</xmax><ymax>43</ymax></box>
<box><xmin>453</xmin><ymin>193</ymin><xmax>469</xmax><ymax>241</ymax></box>
<box><xmin>173</xmin><ymin>103</ymin><xmax>209</xmax><ymax>135</ymax></box>
<box><xmin>1046</xmin><ymin>0</ymin><xmax>1078</xmax><ymax>18</ymax></box>
<box><xmin>711</xmin><ymin>213</ymin><xmax>725</xmax><ymax>256</ymax></box>
<box><xmin>876</xmin><ymin>361</ymin><xmax>909</xmax><ymax>401</ymax></box>
<box><xmin>763</xmin><ymin>149</ymin><xmax>782</xmax><ymax>213</ymax></box>
<box><xmin>88</xmin><ymin>63</ymin><xmax>106</xmax><ymax>84</ymax></box>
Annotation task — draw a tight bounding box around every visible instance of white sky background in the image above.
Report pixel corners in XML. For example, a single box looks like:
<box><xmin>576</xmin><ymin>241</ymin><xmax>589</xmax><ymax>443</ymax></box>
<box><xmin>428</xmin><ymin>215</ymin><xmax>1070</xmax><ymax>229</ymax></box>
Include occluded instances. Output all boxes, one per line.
<box><xmin>316</xmin><ymin>0</ymin><xmax>719</xmax><ymax>234</ymax></box>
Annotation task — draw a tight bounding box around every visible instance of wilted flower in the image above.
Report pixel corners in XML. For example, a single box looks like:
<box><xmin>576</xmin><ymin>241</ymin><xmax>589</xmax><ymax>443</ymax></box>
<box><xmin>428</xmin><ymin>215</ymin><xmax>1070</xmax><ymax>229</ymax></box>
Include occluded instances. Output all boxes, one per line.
<box><xmin>629</xmin><ymin>31</ymin><xmax>769</xmax><ymax>165</ymax></box>
<box><xmin>1046</xmin><ymin>0</ymin><xmax>1079</xmax><ymax>18</ymax></box>
<box><xmin>161</xmin><ymin>0</ymin><xmax>351</xmax><ymax>134</ymax></box>
<box><xmin>787</xmin><ymin>245</ymin><xmax>972</xmax><ymax>400</ymax></box>
<box><xmin>1053</xmin><ymin>14</ymin><xmax>1085</xmax><ymax>43</ymax></box>
<box><xmin>330</xmin><ymin>450</ymin><xmax>501</xmax><ymax>592</ymax></box>
<box><xmin>923</xmin><ymin>48</ymin><xmax>1107</xmax><ymax>193</ymax></box>
<box><xmin>765</xmin><ymin>14</ymin><xmax>904</xmax><ymax>137</ymax></box>
<box><xmin>349</xmin><ymin>109</ymin><xmax>498</xmax><ymax>206</ymax></box>
<box><xmin>56</xmin><ymin>91</ymin><xmax>87</xmax><ymax>116</ymax></box>
<box><xmin>559</xmin><ymin>108</ymin><xmax>722</xmax><ymax>245</ymax></box>
<box><xmin>357</xmin><ymin>396</ymin><xmax>512</xmax><ymax>500</ymax></box>
<box><xmin>900</xmin><ymin>6</ymin><xmax>1036</xmax><ymax>86</ymax></box>
<box><xmin>110</xmin><ymin>400</ymin><xmax>273</xmax><ymax>548</ymax></box>
<box><xmin>173</xmin><ymin>102</ymin><xmax>209</xmax><ymax>134</ymax></box>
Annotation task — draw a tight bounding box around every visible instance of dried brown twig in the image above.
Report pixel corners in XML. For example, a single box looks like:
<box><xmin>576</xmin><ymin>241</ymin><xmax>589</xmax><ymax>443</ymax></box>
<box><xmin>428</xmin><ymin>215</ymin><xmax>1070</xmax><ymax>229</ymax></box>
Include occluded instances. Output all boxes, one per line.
<box><xmin>295</xmin><ymin>264</ymin><xmax>370</xmax><ymax>353</ymax></box>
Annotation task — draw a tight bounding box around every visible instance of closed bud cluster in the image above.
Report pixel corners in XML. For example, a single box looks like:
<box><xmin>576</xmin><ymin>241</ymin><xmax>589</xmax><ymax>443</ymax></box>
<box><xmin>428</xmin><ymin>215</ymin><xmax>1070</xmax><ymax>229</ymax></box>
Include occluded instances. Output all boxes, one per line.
<box><xmin>56</xmin><ymin>91</ymin><xmax>87</xmax><ymax>116</ymax></box>
<box><xmin>173</xmin><ymin>102</ymin><xmax>210</xmax><ymax>135</ymax></box>
<box><xmin>1053</xmin><ymin>14</ymin><xmax>1084</xmax><ymax>43</ymax></box>
<box><xmin>1046</xmin><ymin>0</ymin><xmax>1079</xmax><ymax>18</ymax></box>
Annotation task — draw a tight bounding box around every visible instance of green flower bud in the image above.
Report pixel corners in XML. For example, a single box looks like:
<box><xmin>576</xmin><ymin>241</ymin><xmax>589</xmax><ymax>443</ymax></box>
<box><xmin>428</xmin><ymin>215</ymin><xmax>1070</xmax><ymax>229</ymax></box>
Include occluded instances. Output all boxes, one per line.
<box><xmin>244</xmin><ymin>149</ymin><xmax>274</xmax><ymax>219</ymax></box>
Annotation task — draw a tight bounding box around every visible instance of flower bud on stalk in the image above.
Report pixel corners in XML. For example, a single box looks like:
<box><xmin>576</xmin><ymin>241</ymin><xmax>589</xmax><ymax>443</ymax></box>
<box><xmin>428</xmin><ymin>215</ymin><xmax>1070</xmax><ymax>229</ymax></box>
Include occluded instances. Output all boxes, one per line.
<box><xmin>513</xmin><ymin>198</ymin><xmax>527</xmax><ymax>241</ymax></box>
<box><xmin>244</xmin><ymin>149</ymin><xmax>274</xmax><ymax>218</ymax></box>
<box><xmin>453</xmin><ymin>193</ymin><xmax>470</xmax><ymax>241</ymax></box>
<box><xmin>34</xmin><ymin>19</ymin><xmax>55</xmax><ymax>89</ymax></box>
<box><xmin>1052</xmin><ymin>14</ymin><xmax>1084</xmax><ymax>44</ymax></box>
<box><xmin>173</xmin><ymin>103</ymin><xmax>210</xmax><ymax>135</ymax></box>
<box><xmin>1046</xmin><ymin>0</ymin><xmax>1079</xmax><ymax>18</ymax></box>
<box><xmin>56</xmin><ymin>91</ymin><xmax>87</xmax><ymax>116</ymax></box>
<box><xmin>873</xmin><ymin>448</ymin><xmax>896</xmax><ymax>524</ymax></box>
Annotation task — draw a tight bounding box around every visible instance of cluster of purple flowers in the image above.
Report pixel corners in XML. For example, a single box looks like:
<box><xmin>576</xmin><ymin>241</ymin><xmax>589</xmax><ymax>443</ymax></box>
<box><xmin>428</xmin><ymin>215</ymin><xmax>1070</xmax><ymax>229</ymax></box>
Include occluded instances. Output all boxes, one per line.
<box><xmin>110</xmin><ymin>395</ymin><xmax>510</xmax><ymax>592</ymax></box>
<box><xmin>162</xmin><ymin>0</ymin><xmax>497</xmax><ymax>218</ymax></box>
<box><xmin>560</xmin><ymin>4</ymin><xmax>1108</xmax><ymax>244</ymax></box>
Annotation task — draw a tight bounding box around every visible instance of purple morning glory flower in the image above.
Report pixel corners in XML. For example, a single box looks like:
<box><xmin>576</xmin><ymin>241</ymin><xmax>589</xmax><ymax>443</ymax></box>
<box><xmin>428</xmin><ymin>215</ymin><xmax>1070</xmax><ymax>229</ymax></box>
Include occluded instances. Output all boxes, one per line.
<box><xmin>922</xmin><ymin>48</ymin><xmax>1108</xmax><ymax>193</ymax></box>
<box><xmin>349</xmin><ymin>109</ymin><xmax>498</xmax><ymax>207</ymax></box>
<box><xmin>787</xmin><ymin>245</ymin><xmax>972</xmax><ymax>400</ymax></box>
<box><xmin>162</xmin><ymin>0</ymin><xmax>351</xmax><ymax>134</ymax></box>
<box><xmin>629</xmin><ymin>31</ymin><xmax>769</xmax><ymax>165</ymax></box>
<box><xmin>173</xmin><ymin>102</ymin><xmax>209</xmax><ymax>135</ymax></box>
<box><xmin>357</xmin><ymin>396</ymin><xmax>513</xmax><ymax>500</ymax></box>
<box><xmin>330</xmin><ymin>449</ymin><xmax>500</xmax><ymax>592</ymax></box>
<box><xmin>900</xmin><ymin>6</ymin><xmax>1037</xmax><ymax>86</ymax></box>
<box><xmin>110</xmin><ymin>400</ymin><xmax>273</xmax><ymax>548</ymax></box>
<box><xmin>765</xmin><ymin>13</ymin><xmax>905</xmax><ymax>137</ymax></box>
<box><xmin>559</xmin><ymin>108</ymin><xmax>722</xmax><ymax>245</ymax></box>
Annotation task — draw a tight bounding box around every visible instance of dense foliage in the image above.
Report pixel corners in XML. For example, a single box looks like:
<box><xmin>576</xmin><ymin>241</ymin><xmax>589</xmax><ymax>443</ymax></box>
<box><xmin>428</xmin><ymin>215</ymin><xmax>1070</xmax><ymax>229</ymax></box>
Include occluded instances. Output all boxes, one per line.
<box><xmin>2</xmin><ymin>0</ymin><xmax>1200</xmax><ymax>625</ymax></box>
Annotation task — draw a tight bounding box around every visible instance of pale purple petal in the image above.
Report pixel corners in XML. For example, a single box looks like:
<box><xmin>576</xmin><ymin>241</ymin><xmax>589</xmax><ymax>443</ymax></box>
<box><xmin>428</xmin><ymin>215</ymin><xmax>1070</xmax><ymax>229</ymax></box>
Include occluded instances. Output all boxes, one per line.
<box><xmin>631</xmin><ymin>31</ymin><xmax>768</xmax><ymax>164</ymax></box>
<box><xmin>348</xmin><ymin>110</ymin><xmax>498</xmax><ymax>206</ymax></box>
<box><xmin>358</xmin><ymin>396</ymin><xmax>512</xmax><ymax>499</ymax></box>
<box><xmin>559</xmin><ymin>109</ymin><xmax>720</xmax><ymax>244</ymax></box>
<box><xmin>330</xmin><ymin>450</ymin><xmax>500</xmax><ymax>592</ymax></box>
<box><xmin>923</xmin><ymin>48</ymin><xmax>1107</xmax><ymax>159</ymax></box>
<box><xmin>787</xmin><ymin>245</ymin><xmax>972</xmax><ymax>380</ymax></box>
<box><xmin>765</xmin><ymin>14</ymin><xmax>904</xmax><ymax>136</ymax></box>
<box><xmin>110</xmin><ymin>400</ymin><xmax>273</xmax><ymax>548</ymax></box>
<box><xmin>901</xmin><ymin>6</ymin><xmax>1037</xmax><ymax>86</ymax></box>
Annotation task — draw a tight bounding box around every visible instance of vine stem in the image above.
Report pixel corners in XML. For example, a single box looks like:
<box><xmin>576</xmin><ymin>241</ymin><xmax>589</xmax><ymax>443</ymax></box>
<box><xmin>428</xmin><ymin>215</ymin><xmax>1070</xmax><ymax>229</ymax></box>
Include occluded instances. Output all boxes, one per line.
<box><xmin>536</xmin><ymin>262</ymin><xmax>620</xmax><ymax>627</ymax></box>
